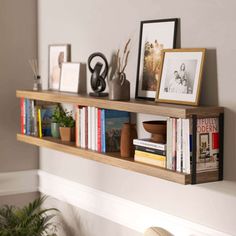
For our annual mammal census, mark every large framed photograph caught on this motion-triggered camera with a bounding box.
[60,63,81,93]
[156,48,205,105]
[135,18,178,100]
[48,44,71,91]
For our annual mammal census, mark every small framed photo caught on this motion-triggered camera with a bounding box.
[48,44,71,90]
[156,48,205,106]
[60,63,80,93]
[135,18,178,100]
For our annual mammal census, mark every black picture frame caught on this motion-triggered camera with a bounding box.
[135,18,178,100]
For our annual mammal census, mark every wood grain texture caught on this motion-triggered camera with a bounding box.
[17,134,191,185]
[16,90,224,118]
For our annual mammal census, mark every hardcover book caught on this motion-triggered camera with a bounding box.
[196,118,219,172]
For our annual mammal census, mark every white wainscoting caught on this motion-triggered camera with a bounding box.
[38,170,231,236]
[0,170,38,196]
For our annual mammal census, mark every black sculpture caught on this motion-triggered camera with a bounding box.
[88,52,109,97]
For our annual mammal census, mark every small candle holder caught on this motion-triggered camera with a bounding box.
[33,75,42,91]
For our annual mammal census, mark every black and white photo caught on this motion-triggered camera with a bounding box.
[156,48,205,105]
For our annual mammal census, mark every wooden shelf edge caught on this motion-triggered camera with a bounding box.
[16,90,224,118]
[16,134,191,185]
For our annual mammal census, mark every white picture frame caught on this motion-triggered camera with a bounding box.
[60,63,81,93]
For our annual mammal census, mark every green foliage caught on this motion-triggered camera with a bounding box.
[51,105,64,123]
[0,196,58,236]
[59,109,75,128]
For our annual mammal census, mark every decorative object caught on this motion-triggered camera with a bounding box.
[136,18,178,100]
[48,44,71,91]
[156,48,205,105]
[120,123,137,158]
[29,59,42,91]
[59,109,75,141]
[144,227,172,236]
[109,39,131,101]
[143,120,167,143]
[60,63,81,93]
[51,105,64,138]
[88,52,109,97]
[0,196,58,236]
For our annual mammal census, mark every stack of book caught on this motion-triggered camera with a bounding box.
[75,106,130,153]
[133,138,166,168]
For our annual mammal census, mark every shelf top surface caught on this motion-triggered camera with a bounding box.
[16,90,224,118]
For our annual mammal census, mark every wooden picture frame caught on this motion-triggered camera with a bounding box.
[135,18,178,100]
[60,62,80,93]
[155,48,205,106]
[48,44,71,91]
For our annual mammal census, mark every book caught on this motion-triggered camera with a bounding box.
[176,118,182,172]
[133,138,166,151]
[97,108,101,152]
[134,150,166,168]
[135,145,166,156]
[196,118,219,173]
[20,98,26,134]
[102,109,130,152]
[182,119,190,174]
[172,118,177,170]
[38,108,42,138]
[166,117,173,170]
[75,106,80,147]
[25,99,31,135]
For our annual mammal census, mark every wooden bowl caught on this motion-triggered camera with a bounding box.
[143,121,167,143]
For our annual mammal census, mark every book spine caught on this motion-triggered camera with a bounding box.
[26,99,31,135]
[88,106,91,149]
[176,118,182,172]
[135,150,165,161]
[85,107,88,149]
[184,119,191,174]
[33,105,38,137]
[20,98,25,134]
[172,118,177,170]
[135,145,166,156]
[133,139,166,151]
[95,107,98,151]
[101,109,106,152]
[75,106,80,147]
[30,100,35,135]
[80,107,84,148]
[97,108,101,152]
[166,117,173,170]
[134,155,166,168]
[38,108,42,138]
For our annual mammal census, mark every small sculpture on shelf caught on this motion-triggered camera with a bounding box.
[88,52,109,97]
[108,39,131,101]
[29,59,42,91]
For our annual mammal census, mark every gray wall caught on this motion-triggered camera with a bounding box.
[0,0,38,172]
[38,0,236,235]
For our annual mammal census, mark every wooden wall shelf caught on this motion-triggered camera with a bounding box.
[17,134,191,185]
[16,90,224,118]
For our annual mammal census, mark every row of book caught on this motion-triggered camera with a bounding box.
[75,106,130,152]
[134,117,220,174]
[20,98,57,138]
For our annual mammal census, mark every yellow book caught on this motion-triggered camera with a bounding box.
[135,155,166,168]
[38,108,42,138]
[135,150,166,161]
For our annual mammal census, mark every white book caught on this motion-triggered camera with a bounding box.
[91,107,96,151]
[133,139,166,151]
[172,118,177,170]
[80,107,84,148]
[82,107,86,148]
[95,107,98,151]
[166,117,173,170]
[88,107,91,149]
[182,119,191,174]
[75,106,80,147]
[176,118,182,172]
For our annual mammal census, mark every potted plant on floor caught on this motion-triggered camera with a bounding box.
[51,105,64,139]
[0,196,58,236]
[59,109,75,142]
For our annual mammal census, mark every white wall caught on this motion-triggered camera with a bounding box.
[38,0,236,235]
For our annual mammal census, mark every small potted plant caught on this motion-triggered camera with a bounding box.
[51,105,64,139]
[59,109,75,142]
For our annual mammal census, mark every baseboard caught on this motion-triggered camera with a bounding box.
[0,170,38,196]
[38,170,231,236]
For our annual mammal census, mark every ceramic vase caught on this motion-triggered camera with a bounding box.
[120,123,137,158]
[51,123,60,139]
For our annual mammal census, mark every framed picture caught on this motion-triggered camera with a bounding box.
[135,18,178,100]
[156,48,205,105]
[60,63,80,93]
[48,44,71,91]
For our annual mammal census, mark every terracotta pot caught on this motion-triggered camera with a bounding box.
[120,123,137,158]
[143,121,166,143]
[59,127,75,142]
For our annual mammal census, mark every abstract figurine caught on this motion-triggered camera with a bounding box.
[88,52,109,97]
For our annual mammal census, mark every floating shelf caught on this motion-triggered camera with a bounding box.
[17,134,191,185]
[16,90,224,118]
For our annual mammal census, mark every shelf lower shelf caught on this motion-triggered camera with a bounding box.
[17,134,191,185]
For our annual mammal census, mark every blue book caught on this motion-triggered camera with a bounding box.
[25,99,31,135]
[101,109,130,152]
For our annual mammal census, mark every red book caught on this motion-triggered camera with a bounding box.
[20,98,25,134]
[97,108,101,152]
